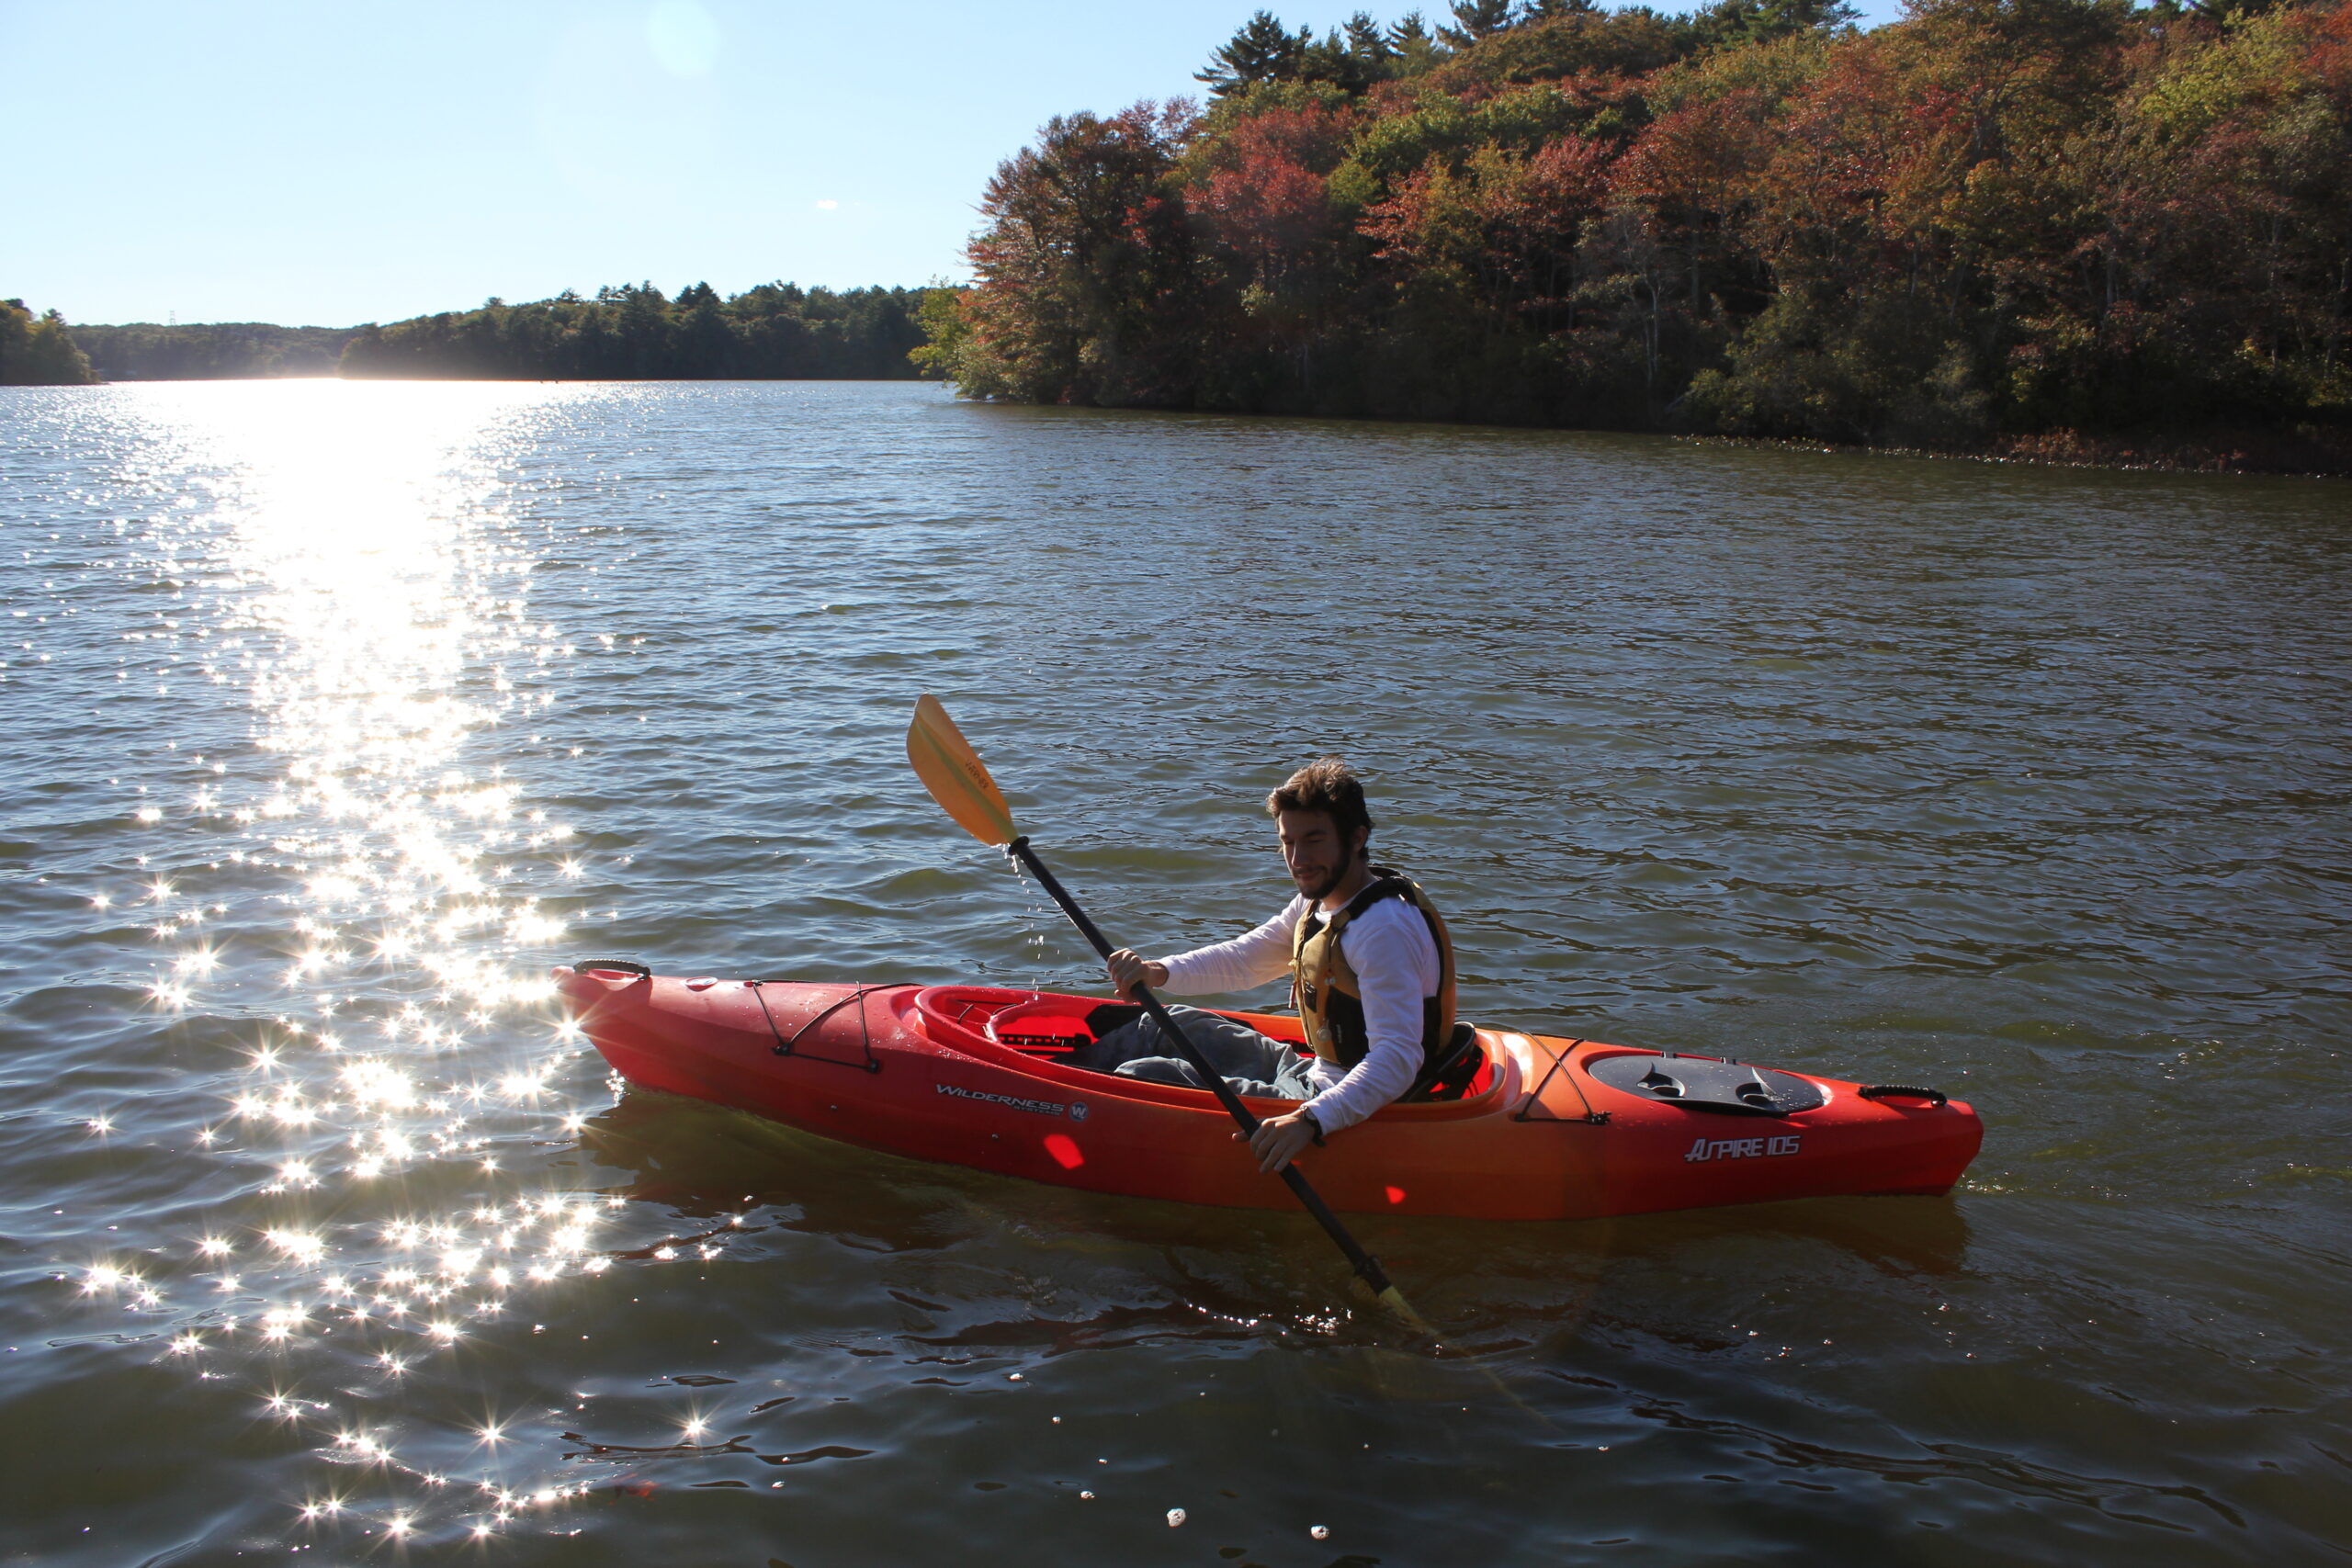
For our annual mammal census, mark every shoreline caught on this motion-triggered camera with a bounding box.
[26,372,2347,479]
[1682,427,2352,479]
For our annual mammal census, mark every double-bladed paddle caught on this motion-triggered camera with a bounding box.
[905,694,1427,1332]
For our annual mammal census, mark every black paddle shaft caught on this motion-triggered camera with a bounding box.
[1003,836,1399,1300]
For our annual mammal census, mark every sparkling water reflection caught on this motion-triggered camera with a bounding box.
[2,380,2346,1564]
[28,385,653,1539]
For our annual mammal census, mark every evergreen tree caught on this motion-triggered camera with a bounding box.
[1344,9,1395,58]
[1197,11,1311,96]
[1300,16,1400,93]
[1440,0,1518,46]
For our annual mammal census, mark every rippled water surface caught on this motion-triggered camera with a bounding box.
[2,380,2346,1565]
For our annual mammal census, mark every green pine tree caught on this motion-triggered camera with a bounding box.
[1439,0,1518,47]
[1197,10,1312,96]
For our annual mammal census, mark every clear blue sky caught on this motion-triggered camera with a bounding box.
[6,0,1902,327]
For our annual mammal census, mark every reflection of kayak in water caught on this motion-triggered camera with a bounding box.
[557,963,1983,1223]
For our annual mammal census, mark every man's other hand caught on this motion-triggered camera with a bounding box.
[1240,1111,1320,1174]
[1105,950,1169,1000]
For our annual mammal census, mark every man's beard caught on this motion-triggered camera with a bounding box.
[1299,840,1354,902]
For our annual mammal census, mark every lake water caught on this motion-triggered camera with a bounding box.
[1,379,2346,1565]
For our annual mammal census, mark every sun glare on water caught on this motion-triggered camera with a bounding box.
[62,382,710,1545]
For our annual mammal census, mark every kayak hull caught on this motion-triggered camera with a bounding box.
[557,966,1982,1223]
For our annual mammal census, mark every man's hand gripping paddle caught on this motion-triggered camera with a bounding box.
[906,694,1430,1334]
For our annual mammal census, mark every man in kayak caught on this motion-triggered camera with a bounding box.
[1078,758,1459,1175]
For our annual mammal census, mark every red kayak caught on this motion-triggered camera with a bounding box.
[556,962,1981,1222]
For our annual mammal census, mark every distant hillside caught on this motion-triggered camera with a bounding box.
[70,322,356,380]
[60,281,939,383]
[340,282,933,380]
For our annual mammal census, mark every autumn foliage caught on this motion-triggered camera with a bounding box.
[924,0,2352,463]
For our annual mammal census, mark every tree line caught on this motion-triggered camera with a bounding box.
[12,283,933,383]
[339,283,932,379]
[917,0,2352,466]
[68,322,356,380]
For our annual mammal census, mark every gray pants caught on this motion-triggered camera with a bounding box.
[1071,1004,1317,1100]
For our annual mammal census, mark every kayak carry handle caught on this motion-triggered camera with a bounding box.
[1859,1084,1949,1108]
[572,957,652,979]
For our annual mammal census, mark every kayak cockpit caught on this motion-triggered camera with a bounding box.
[909,985,1502,1102]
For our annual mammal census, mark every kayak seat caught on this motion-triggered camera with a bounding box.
[1084,1003,1145,1040]
[1401,1023,1487,1102]
[982,997,1098,1055]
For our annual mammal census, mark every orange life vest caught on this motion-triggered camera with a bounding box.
[1288,868,1456,1070]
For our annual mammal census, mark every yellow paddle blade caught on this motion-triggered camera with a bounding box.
[907,694,1020,846]
[1377,1285,1434,1337]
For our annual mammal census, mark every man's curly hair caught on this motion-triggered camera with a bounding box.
[1267,757,1374,841]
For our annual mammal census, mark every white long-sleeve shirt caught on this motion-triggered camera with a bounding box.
[1158,891,1442,1134]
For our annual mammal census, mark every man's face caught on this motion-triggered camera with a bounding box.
[1277,809,1368,902]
